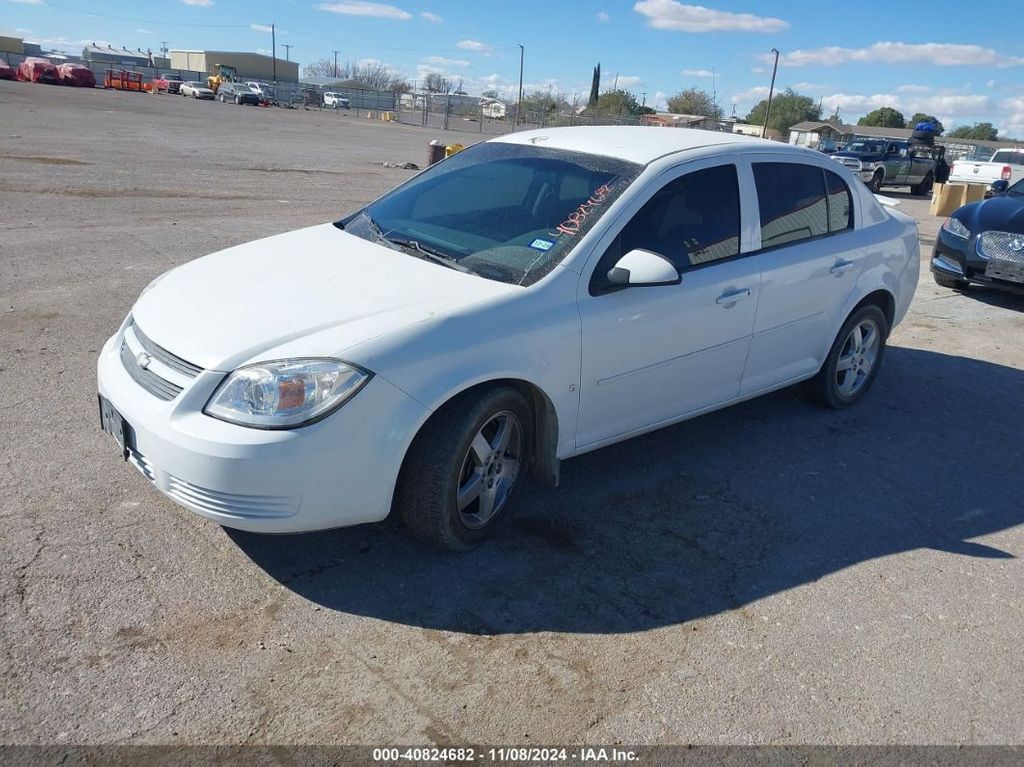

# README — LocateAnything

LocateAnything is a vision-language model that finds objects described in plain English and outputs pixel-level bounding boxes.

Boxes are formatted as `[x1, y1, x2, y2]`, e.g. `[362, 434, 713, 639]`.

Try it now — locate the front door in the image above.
[575, 162, 759, 449]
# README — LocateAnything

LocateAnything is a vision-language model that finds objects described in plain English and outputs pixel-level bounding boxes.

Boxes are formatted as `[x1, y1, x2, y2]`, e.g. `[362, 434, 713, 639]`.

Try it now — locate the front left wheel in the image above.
[397, 386, 532, 550]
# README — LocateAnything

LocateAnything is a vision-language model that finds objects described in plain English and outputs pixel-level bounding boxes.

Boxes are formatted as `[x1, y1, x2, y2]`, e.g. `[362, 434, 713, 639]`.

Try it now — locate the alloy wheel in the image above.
[836, 319, 880, 397]
[456, 411, 523, 529]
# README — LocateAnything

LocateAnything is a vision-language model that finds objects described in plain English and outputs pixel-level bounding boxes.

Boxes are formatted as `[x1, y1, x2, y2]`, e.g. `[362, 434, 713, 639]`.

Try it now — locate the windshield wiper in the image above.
[386, 237, 471, 273]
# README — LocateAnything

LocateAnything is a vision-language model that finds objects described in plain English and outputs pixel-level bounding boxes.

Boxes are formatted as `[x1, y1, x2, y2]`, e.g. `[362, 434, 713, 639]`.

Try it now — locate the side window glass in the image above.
[825, 170, 853, 233]
[753, 162, 829, 248]
[618, 164, 741, 271]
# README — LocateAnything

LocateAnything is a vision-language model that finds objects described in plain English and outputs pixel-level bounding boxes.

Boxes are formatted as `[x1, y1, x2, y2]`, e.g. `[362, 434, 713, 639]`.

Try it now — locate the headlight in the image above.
[942, 216, 971, 240]
[204, 358, 371, 429]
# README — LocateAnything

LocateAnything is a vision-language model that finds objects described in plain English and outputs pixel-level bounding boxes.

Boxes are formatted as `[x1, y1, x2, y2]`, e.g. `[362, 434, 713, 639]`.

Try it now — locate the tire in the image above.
[802, 304, 889, 409]
[868, 170, 884, 193]
[397, 386, 532, 550]
[911, 173, 934, 196]
[933, 273, 969, 290]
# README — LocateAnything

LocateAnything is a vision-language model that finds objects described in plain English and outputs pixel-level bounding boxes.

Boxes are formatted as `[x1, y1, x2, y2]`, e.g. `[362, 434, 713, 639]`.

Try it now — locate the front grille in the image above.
[165, 476, 295, 519]
[978, 231, 1024, 263]
[132, 323, 203, 377]
[834, 156, 862, 172]
[120, 319, 203, 401]
[121, 340, 182, 400]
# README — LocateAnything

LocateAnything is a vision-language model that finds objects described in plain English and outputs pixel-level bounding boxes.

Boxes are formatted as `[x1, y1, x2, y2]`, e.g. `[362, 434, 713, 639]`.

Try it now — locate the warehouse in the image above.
[169, 50, 298, 82]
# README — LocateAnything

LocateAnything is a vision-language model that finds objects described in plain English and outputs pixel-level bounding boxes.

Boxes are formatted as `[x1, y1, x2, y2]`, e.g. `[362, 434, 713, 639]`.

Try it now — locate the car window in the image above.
[348, 142, 642, 286]
[824, 169, 853, 233]
[615, 164, 741, 271]
[754, 162, 830, 248]
[992, 150, 1024, 165]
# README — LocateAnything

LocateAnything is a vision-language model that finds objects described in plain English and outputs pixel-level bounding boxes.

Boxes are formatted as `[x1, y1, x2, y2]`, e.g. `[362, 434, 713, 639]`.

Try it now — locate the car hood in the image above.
[131, 223, 518, 371]
[958, 196, 1024, 234]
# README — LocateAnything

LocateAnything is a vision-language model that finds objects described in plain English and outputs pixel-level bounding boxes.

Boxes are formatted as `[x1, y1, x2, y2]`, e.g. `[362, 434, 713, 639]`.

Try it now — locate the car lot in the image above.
[1, 82, 1022, 744]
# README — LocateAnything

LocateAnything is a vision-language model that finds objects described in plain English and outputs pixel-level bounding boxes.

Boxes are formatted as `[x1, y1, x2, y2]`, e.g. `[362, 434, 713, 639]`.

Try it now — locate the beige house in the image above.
[169, 50, 298, 82]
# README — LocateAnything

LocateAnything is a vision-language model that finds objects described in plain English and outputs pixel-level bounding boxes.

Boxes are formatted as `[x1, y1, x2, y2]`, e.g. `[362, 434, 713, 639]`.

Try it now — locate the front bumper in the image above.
[931, 229, 1024, 295]
[96, 326, 430, 533]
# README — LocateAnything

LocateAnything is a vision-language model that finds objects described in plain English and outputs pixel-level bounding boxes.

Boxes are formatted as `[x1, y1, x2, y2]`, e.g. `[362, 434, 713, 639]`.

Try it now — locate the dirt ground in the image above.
[1, 82, 1022, 745]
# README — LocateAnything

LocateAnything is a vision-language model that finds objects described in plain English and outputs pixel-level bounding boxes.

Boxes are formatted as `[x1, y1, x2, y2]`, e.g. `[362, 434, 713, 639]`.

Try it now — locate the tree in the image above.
[302, 57, 409, 92]
[584, 88, 642, 117]
[519, 89, 564, 117]
[858, 107, 907, 129]
[948, 122, 998, 141]
[745, 88, 821, 135]
[422, 72, 455, 94]
[588, 63, 601, 106]
[906, 113, 944, 136]
[666, 87, 722, 120]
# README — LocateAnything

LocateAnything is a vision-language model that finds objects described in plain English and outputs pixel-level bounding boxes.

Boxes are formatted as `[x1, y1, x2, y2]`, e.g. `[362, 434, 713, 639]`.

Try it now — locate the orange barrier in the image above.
[104, 69, 146, 92]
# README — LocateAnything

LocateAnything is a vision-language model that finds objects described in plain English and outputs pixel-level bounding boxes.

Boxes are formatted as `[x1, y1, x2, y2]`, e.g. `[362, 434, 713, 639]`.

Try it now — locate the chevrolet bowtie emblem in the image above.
[136, 352, 152, 370]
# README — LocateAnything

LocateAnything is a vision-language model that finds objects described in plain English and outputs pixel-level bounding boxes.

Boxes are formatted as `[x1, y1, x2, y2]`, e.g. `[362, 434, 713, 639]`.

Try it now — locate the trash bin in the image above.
[427, 139, 446, 166]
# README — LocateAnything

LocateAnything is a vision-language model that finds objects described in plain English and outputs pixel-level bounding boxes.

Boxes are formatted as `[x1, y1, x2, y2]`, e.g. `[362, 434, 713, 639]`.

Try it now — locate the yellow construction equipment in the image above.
[206, 64, 238, 94]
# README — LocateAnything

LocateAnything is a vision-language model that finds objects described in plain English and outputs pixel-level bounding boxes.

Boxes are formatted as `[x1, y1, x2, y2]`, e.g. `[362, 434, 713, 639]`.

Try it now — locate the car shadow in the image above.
[958, 285, 1024, 311]
[228, 347, 1023, 635]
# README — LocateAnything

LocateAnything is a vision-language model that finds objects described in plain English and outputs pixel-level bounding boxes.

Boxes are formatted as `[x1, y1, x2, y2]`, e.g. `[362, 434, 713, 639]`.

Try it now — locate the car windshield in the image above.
[341, 142, 642, 286]
[846, 141, 885, 153]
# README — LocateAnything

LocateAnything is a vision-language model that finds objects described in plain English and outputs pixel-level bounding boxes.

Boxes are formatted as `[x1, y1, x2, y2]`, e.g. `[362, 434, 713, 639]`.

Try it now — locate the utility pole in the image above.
[515, 43, 524, 128]
[761, 47, 779, 139]
[641, 91, 646, 108]
[282, 44, 292, 61]
[159, 41, 169, 60]
[271, 24, 277, 85]
[333, 50, 339, 78]
[712, 66, 718, 122]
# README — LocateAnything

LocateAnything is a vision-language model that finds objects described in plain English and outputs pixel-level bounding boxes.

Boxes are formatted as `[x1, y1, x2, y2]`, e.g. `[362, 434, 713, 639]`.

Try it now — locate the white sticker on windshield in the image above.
[530, 238, 554, 251]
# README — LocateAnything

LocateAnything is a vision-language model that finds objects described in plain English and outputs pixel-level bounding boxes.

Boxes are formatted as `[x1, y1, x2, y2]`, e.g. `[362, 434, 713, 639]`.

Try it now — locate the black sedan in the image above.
[216, 82, 261, 105]
[932, 179, 1024, 295]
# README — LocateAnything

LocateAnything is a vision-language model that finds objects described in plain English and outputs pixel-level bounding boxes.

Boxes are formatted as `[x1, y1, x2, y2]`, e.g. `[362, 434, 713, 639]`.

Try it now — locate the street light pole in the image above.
[515, 43, 524, 128]
[333, 50, 339, 79]
[283, 44, 292, 62]
[761, 47, 779, 139]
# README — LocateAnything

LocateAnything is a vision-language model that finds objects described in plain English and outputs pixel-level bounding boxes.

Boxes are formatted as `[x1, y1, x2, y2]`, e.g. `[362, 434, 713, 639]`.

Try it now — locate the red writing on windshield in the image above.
[551, 183, 615, 237]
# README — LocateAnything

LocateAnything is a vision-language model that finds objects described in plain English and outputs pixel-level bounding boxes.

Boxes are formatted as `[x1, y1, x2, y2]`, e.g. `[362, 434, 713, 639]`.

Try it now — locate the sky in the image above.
[4, 0, 1024, 136]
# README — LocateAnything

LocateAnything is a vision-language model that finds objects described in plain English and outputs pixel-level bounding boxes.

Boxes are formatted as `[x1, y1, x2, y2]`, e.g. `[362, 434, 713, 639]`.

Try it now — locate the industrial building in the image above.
[82, 44, 168, 68]
[170, 50, 298, 83]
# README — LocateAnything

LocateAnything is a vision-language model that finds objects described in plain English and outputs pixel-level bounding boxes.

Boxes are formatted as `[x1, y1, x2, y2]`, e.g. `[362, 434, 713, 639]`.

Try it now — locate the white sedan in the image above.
[179, 81, 215, 100]
[97, 127, 919, 549]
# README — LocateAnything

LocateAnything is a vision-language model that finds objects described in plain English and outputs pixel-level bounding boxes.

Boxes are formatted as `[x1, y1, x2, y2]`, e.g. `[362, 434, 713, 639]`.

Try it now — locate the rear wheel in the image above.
[868, 170, 884, 193]
[911, 173, 934, 196]
[397, 386, 532, 550]
[933, 273, 969, 290]
[803, 304, 889, 409]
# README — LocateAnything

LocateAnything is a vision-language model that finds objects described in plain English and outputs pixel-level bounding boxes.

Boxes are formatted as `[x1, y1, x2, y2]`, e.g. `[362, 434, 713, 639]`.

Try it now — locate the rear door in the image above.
[740, 159, 865, 395]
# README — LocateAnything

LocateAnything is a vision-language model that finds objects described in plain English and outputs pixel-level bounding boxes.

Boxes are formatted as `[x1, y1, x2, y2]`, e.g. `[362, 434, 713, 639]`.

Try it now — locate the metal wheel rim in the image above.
[836, 319, 880, 397]
[456, 410, 523, 530]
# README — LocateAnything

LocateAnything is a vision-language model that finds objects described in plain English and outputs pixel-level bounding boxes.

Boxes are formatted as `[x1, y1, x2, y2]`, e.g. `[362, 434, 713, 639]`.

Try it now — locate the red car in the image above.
[154, 73, 183, 94]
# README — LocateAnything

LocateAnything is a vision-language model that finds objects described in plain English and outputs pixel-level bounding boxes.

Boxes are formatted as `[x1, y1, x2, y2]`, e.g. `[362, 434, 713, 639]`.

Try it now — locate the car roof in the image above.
[491, 126, 777, 165]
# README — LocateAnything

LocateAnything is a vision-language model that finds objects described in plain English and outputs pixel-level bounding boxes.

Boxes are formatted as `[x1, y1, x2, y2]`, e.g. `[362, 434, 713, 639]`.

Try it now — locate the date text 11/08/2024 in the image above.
[371, 747, 640, 762]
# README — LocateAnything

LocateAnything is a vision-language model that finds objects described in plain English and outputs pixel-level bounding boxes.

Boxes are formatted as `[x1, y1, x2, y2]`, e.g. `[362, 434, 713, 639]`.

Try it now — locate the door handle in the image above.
[830, 260, 856, 276]
[715, 288, 752, 306]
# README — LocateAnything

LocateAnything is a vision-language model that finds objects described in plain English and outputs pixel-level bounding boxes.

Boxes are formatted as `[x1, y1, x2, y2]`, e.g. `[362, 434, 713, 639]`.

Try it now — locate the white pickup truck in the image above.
[948, 148, 1024, 187]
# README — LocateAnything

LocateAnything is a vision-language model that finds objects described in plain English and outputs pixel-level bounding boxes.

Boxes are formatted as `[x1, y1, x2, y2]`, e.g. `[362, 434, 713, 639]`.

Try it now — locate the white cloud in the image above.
[180, 0, 213, 6]
[597, 11, 610, 22]
[422, 55, 469, 68]
[255, 48, 271, 55]
[419, 11, 443, 22]
[896, 84, 931, 94]
[681, 68, 714, 77]
[1001, 96, 1024, 137]
[456, 39, 491, 53]
[731, 85, 769, 104]
[774, 42, 1024, 68]
[8, 0, 44, 5]
[652, 90, 669, 111]
[820, 91, 996, 125]
[315, 2, 412, 20]
[135, 28, 153, 34]
[615, 75, 644, 88]
[251, 23, 273, 32]
[790, 82, 829, 92]
[634, 0, 788, 33]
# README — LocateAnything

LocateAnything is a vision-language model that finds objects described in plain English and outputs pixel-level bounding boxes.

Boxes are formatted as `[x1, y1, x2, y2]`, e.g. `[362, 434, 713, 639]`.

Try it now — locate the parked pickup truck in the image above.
[831, 139, 936, 195]
[948, 148, 1024, 187]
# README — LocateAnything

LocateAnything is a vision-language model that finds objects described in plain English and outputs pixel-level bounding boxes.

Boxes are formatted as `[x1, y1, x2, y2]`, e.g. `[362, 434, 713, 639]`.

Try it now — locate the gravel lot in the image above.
[2, 82, 1022, 746]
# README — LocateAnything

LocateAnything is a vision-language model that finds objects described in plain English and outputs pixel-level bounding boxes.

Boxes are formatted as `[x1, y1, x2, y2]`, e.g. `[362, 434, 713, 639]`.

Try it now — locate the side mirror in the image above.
[989, 179, 1009, 196]
[606, 249, 680, 290]
[899, 148, 908, 158]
